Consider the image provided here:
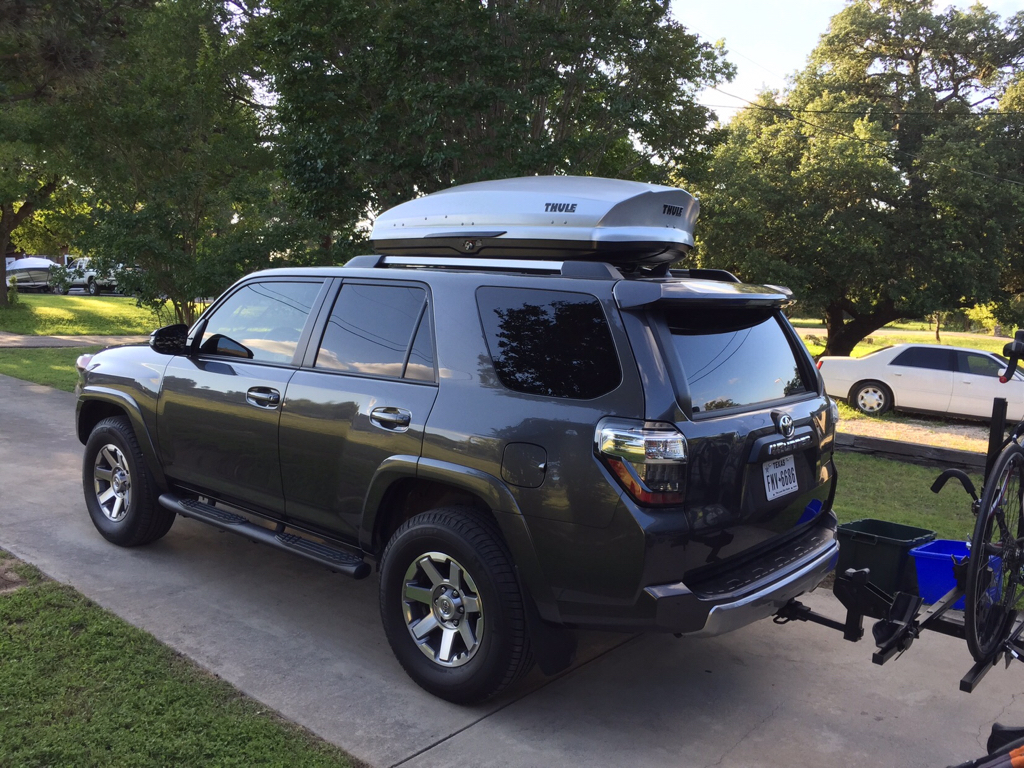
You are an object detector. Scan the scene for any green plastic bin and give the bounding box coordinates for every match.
[836,519,936,596]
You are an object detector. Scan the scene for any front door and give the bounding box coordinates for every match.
[157,279,328,514]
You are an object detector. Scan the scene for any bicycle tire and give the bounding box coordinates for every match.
[965,444,1024,662]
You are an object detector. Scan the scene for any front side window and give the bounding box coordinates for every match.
[890,347,953,371]
[958,351,1004,377]
[315,283,432,381]
[664,307,810,413]
[199,281,323,364]
[477,287,621,399]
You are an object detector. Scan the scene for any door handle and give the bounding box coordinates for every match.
[370,407,412,432]
[246,387,281,408]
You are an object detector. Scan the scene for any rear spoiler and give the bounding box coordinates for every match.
[613,279,794,310]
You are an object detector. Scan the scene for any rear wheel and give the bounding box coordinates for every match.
[87,278,99,296]
[851,380,892,415]
[379,507,533,703]
[965,446,1024,661]
[83,416,175,546]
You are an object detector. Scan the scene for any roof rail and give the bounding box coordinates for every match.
[343,254,620,279]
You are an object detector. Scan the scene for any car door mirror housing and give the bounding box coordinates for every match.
[149,324,189,355]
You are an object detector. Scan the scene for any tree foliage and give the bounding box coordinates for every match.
[255,0,733,249]
[0,0,150,306]
[694,0,1024,356]
[68,0,301,324]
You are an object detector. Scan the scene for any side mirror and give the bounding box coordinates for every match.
[149,324,189,355]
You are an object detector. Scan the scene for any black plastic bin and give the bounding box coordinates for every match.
[836,519,936,596]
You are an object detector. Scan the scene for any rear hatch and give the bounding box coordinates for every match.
[612,277,837,579]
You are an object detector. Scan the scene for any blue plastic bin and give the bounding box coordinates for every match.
[909,540,974,609]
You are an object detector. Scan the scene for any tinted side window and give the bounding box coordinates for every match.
[958,352,1003,377]
[315,283,429,380]
[891,347,953,371]
[200,281,323,364]
[664,307,809,413]
[477,287,621,399]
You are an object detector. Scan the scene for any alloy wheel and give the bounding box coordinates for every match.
[93,444,132,522]
[401,551,484,667]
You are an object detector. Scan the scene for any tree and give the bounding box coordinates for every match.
[254,0,733,250]
[0,0,150,306]
[694,0,1024,356]
[69,0,301,325]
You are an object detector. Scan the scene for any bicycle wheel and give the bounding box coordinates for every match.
[965,445,1024,662]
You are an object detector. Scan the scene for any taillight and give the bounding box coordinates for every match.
[597,420,687,506]
[816,360,823,370]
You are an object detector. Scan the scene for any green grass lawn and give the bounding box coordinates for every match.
[834,452,977,540]
[0,557,355,767]
[800,330,1007,359]
[0,294,165,336]
[0,346,103,392]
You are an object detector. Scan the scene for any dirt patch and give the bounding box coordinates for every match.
[837,415,990,454]
[0,550,38,595]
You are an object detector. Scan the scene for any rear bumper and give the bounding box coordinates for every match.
[645,536,839,635]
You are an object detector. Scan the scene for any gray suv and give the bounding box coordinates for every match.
[76,176,839,703]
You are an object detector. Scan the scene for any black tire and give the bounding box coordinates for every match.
[87,278,99,296]
[965,445,1024,662]
[379,507,533,703]
[850,380,892,415]
[82,416,175,547]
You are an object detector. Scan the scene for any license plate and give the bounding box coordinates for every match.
[763,455,798,501]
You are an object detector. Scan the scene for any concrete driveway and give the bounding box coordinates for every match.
[1,373,1022,767]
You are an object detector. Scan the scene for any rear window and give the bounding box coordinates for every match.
[663,307,810,413]
[891,346,953,371]
[477,287,621,399]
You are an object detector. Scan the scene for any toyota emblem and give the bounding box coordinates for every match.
[778,414,795,438]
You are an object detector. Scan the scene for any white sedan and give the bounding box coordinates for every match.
[817,343,1024,421]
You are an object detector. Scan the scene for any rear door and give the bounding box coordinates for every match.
[639,302,834,555]
[278,280,439,538]
[887,346,954,412]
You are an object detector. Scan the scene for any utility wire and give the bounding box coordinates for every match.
[710,86,1024,189]
[699,102,1024,117]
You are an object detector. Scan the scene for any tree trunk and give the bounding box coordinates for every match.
[822,303,897,357]
[0,225,11,309]
[0,176,60,308]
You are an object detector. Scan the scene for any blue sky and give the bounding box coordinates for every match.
[670,0,1024,121]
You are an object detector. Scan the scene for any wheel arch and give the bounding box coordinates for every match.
[77,389,168,490]
[848,378,895,409]
[361,457,558,619]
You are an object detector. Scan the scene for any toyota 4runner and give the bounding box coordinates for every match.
[76,176,839,703]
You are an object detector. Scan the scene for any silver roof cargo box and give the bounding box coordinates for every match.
[369,176,699,265]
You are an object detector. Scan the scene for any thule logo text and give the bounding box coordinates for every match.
[544,202,578,213]
[662,204,685,217]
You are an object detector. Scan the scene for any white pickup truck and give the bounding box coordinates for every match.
[63,257,117,295]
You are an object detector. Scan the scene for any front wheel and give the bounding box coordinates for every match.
[851,380,892,415]
[83,416,175,546]
[965,446,1024,661]
[379,508,533,703]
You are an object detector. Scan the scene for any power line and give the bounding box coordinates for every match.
[710,86,1024,189]
[699,102,1024,117]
